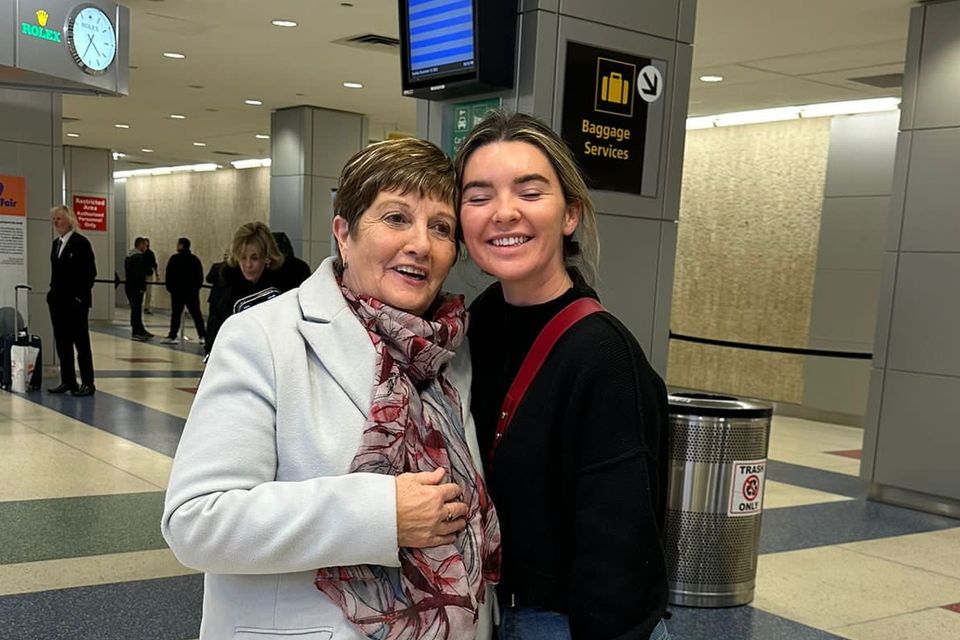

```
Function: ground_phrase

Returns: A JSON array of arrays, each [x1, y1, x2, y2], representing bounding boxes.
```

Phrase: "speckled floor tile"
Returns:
[[668, 604, 845, 639], [752, 546, 960, 629], [0, 548, 196, 596], [93, 376, 197, 419], [764, 480, 853, 509], [767, 416, 863, 476], [839, 527, 960, 580], [832, 606, 960, 639]]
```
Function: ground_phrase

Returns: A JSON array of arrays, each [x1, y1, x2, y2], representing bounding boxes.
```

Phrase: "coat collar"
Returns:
[[296, 257, 374, 415]]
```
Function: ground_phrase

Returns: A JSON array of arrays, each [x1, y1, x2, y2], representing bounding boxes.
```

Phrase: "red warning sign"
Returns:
[[73, 195, 107, 231]]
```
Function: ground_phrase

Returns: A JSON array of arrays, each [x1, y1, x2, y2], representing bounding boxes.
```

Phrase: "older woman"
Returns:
[[163, 138, 500, 639], [454, 111, 671, 640], [203, 221, 284, 354]]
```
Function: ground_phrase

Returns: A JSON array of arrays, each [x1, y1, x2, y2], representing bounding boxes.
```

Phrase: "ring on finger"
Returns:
[[445, 506, 455, 522]]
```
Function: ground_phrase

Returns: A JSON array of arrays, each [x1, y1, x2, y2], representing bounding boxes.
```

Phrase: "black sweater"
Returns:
[[468, 276, 669, 640]]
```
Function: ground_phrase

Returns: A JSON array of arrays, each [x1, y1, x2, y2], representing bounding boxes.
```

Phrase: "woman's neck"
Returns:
[[501, 267, 574, 307]]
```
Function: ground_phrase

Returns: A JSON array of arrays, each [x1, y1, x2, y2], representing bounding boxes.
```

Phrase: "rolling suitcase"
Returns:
[[1, 284, 42, 392]]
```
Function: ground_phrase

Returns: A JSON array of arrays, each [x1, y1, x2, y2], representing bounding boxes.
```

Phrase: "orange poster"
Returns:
[[0, 175, 26, 216]]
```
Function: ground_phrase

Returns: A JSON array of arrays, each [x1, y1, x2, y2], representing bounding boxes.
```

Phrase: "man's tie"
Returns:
[[57, 237, 64, 258]]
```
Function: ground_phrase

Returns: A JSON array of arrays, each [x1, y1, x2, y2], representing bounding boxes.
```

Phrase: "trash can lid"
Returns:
[[668, 392, 773, 418]]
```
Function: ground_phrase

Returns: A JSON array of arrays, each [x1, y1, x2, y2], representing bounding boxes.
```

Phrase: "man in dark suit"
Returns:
[[161, 237, 205, 344], [47, 205, 97, 397], [124, 237, 152, 340]]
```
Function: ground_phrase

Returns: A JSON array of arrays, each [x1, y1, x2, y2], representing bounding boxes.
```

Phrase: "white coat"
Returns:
[[162, 257, 491, 640]]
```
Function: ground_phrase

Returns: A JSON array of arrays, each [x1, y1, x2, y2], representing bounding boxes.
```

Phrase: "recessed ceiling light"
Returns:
[[343, 82, 363, 89], [66, 132, 80, 138], [170, 114, 186, 119], [163, 52, 185, 59], [699, 75, 724, 83], [255, 134, 271, 139], [141, 148, 154, 153], [271, 19, 297, 27], [112, 152, 126, 159], [115, 123, 130, 129], [244, 99, 263, 106], [188, 84, 204, 89], [193, 141, 207, 147]]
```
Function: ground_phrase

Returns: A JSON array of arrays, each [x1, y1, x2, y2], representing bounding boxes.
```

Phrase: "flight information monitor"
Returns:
[[406, 0, 476, 82]]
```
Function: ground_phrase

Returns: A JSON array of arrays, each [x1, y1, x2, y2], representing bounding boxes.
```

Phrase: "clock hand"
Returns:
[[87, 32, 102, 57]]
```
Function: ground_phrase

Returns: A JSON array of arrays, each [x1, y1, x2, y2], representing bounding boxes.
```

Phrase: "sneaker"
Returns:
[[160, 336, 179, 344], [132, 331, 154, 341]]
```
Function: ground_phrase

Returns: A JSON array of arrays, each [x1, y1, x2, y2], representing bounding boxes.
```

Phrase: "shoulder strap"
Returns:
[[488, 297, 605, 467]]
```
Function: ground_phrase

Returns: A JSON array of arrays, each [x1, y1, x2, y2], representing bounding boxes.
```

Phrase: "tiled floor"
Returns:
[[0, 316, 958, 639]]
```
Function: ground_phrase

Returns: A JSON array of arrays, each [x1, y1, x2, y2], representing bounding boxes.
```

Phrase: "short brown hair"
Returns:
[[228, 221, 284, 270], [334, 137, 457, 237], [453, 109, 599, 284]]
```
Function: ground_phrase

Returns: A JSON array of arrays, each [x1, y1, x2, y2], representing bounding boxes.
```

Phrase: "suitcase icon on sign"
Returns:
[[601, 72, 630, 105]]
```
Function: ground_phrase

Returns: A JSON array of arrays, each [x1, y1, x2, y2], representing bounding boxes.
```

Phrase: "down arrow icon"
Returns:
[[638, 65, 663, 103]]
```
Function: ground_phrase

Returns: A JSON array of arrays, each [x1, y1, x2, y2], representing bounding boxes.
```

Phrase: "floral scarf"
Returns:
[[315, 285, 501, 639]]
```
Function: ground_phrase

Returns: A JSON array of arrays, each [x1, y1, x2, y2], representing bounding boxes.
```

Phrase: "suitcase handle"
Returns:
[[14, 284, 31, 336]]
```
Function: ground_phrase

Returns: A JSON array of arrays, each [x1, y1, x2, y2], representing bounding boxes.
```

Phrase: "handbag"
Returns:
[[487, 297, 605, 467]]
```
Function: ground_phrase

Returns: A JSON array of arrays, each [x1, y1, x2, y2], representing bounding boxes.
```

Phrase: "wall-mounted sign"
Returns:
[[0, 176, 27, 216], [21, 8, 62, 43], [448, 97, 500, 155], [561, 42, 667, 196], [73, 195, 107, 231]]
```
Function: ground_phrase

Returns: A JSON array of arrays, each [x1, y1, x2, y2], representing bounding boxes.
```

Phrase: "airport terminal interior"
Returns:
[[2, 0, 960, 638]]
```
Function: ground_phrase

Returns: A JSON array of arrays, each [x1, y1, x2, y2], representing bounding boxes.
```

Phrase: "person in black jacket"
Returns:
[[272, 231, 313, 292], [47, 206, 98, 397], [142, 237, 158, 314], [204, 222, 284, 355], [124, 237, 152, 340], [161, 237, 206, 344], [454, 111, 672, 640]]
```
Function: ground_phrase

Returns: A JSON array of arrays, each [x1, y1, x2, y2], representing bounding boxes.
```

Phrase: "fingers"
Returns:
[[413, 467, 446, 485], [438, 482, 462, 502]]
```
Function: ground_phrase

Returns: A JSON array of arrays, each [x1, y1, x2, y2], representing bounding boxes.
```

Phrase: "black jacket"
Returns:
[[165, 249, 204, 296], [48, 233, 97, 308], [204, 266, 280, 354], [469, 277, 669, 640], [124, 250, 148, 291]]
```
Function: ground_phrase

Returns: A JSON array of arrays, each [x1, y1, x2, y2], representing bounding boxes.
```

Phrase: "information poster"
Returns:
[[561, 42, 666, 195], [0, 175, 28, 336]]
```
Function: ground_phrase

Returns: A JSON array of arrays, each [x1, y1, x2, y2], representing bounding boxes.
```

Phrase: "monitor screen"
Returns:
[[405, 0, 476, 82]]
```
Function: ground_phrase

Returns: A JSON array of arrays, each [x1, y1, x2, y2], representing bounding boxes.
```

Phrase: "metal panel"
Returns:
[[522, 0, 559, 11], [860, 366, 884, 481], [560, 0, 678, 40], [885, 131, 912, 252], [807, 269, 881, 347], [593, 213, 662, 355], [0, 86, 55, 145], [310, 109, 366, 179], [913, 0, 960, 129], [269, 174, 307, 244], [871, 251, 898, 370], [900, 128, 960, 252], [650, 219, 677, 376], [66, 146, 109, 195], [554, 16, 677, 220], [270, 108, 308, 177], [801, 357, 870, 417], [515, 8, 558, 119], [309, 176, 338, 245], [897, 5, 924, 131], [816, 197, 888, 272], [0, 0, 14, 66], [824, 112, 898, 198], [887, 252, 960, 377], [677, 0, 697, 44], [663, 43, 691, 222], [875, 369, 960, 501]]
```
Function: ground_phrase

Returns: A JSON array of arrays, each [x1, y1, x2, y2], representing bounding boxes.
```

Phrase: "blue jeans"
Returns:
[[497, 608, 670, 640]]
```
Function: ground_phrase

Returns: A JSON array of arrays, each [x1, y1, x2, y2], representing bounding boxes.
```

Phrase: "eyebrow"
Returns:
[[461, 174, 551, 191]]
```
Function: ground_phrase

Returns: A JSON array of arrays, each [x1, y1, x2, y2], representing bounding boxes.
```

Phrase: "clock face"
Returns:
[[67, 6, 117, 74]]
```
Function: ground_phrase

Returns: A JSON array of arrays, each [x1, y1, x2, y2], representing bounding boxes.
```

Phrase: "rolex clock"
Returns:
[[66, 5, 118, 74]]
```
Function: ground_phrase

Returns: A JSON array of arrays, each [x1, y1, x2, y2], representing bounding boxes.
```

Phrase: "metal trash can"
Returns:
[[664, 392, 773, 607]]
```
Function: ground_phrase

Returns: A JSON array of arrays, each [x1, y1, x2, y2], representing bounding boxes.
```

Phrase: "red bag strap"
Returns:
[[487, 297, 605, 467]]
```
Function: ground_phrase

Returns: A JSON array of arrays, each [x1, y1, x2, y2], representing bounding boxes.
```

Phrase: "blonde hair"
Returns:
[[228, 221, 284, 270], [453, 109, 599, 284], [50, 205, 77, 230]]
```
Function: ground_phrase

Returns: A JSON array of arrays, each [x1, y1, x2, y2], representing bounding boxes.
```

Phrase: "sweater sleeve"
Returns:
[[161, 311, 400, 575], [567, 325, 668, 639]]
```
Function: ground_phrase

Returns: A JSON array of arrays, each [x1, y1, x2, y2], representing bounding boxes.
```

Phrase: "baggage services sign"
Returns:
[[73, 195, 107, 231], [561, 42, 666, 196]]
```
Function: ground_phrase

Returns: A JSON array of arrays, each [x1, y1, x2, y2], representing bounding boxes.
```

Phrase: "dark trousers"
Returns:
[[169, 292, 206, 339], [48, 298, 94, 387], [125, 286, 146, 334]]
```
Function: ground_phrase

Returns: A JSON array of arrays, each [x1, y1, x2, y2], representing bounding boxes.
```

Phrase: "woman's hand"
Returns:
[[396, 468, 468, 548]]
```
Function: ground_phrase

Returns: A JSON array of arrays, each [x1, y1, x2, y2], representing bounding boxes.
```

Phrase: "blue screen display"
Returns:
[[406, 0, 475, 79]]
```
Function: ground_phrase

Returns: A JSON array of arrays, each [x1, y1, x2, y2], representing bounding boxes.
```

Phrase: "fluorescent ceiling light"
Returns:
[[170, 114, 186, 119], [343, 82, 363, 89], [272, 19, 297, 27], [112, 152, 126, 159], [255, 134, 271, 140], [231, 158, 272, 169], [193, 141, 207, 147], [799, 97, 902, 118], [244, 99, 263, 106], [113, 163, 219, 179], [114, 123, 130, 129], [163, 52, 185, 59], [141, 148, 154, 153], [685, 117, 716, 130], [699, 75, 724, 83], [66, 132, 80, 138]]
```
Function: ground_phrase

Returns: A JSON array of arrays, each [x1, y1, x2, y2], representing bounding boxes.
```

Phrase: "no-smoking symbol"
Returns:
[[742, 474, 760, 501]]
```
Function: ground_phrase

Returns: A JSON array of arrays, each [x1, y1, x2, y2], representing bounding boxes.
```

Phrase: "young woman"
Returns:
[[455, 110, 671, 640]]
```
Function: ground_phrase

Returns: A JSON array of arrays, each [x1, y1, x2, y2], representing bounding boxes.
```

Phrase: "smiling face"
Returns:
[[333, 188, 457, 316], [459, 141, 580, 305]]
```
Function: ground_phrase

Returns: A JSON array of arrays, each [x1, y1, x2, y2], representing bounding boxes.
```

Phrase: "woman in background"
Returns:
[[455, 110, 671, 640]]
